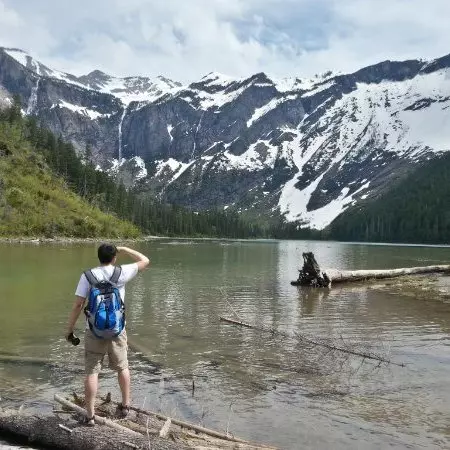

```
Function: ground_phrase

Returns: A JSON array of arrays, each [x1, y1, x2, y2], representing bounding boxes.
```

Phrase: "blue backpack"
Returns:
[[83, 266, 125, 339]]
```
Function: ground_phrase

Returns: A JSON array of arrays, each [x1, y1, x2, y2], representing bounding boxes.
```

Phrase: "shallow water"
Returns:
[[0, 239, 449, 449]]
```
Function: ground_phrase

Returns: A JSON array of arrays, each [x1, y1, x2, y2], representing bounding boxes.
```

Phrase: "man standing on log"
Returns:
[[66, 244, 150, 426]]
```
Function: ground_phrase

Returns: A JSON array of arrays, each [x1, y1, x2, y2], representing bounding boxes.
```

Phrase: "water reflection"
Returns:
[[0, 240, 450, 449]]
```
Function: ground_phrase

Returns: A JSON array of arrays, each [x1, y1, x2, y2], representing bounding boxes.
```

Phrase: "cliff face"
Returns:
[[1, 46, 450, 228]]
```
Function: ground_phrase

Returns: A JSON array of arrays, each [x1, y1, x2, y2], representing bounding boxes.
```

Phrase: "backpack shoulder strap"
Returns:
[[110, 266, 122, 285], [84, 269, 100, 287]]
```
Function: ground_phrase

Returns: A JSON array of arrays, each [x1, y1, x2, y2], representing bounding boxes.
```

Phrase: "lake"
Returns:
[[0, 239, 449, 449]]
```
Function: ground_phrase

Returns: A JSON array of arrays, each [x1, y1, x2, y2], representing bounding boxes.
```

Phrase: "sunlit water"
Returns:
[[1, 240, 450, 449]]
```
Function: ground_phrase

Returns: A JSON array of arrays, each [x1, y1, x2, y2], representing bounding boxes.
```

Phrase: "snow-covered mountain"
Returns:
[[2, 48, 182, 104], [1, 46, 450, 229]]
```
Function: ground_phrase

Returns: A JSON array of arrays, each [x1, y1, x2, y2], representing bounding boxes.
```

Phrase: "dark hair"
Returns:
[[97, 243, 117, 264]]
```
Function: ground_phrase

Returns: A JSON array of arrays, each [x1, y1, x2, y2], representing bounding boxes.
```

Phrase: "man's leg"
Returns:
[[85, 373, 98, 418], [109, 330, 130, 414], [118, 368, 130, 407], [84, 330, 106, 421]]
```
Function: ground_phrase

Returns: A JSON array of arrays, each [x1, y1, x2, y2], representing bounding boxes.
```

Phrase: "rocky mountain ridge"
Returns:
[[1, 46, 449, 229]]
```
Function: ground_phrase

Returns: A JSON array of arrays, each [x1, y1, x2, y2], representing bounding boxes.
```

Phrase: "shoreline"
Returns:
[[0, 236, 277, 245], [0, 236, 170, 244], [0, 236, 449, 248]]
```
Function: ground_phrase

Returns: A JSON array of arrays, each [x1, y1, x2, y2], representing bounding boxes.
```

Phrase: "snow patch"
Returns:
[[279, 173, 371, 229], [200, 72, 237, 88], [224, 138, 238, 149], [98, 76, 182, 105], [193, 84, 247, 109], [54, 100, 110, 120], [131, 156, 147, 180], [167, 124, 174, 142], [274, 77, 315, 92], [154, 158, 195, 184], [108, 157, 147, 180], [247, 94, 298, 127], [278, 130, 355, 228], [302, 80, 336, 98], [3, 48, 28, 67], [223, 141, 278, 171]]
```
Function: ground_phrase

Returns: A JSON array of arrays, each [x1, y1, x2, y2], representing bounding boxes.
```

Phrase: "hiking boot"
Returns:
[[117, 403, 130, 418], [83, 415, 95, 427]]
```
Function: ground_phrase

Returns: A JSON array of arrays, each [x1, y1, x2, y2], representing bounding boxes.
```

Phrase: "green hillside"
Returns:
[[0, 102, 268, 239], [328, 152, 450, 244], [0, 110, 139, 238]]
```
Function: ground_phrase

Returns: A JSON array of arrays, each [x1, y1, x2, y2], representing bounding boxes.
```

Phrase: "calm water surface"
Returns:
[[0, 240, 450, 449]]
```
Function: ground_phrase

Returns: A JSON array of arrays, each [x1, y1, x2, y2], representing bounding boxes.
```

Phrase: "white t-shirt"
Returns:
[[75, 263, 138, 302]]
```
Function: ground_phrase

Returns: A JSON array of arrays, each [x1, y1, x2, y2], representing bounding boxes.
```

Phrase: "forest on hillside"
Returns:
[[328, 153, 450, 244]]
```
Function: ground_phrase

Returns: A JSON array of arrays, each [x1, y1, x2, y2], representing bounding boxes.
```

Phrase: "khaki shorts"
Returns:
[[84, 329, 128, 375]]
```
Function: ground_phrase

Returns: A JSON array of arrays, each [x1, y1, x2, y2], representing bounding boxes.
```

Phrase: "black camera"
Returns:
[[67, 332, 80, 346]]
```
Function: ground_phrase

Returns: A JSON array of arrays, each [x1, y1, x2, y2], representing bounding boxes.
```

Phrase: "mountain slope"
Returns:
[[328, 151, 450, 243], [0, 109, 139, 238], [1, 46, 450, 230]]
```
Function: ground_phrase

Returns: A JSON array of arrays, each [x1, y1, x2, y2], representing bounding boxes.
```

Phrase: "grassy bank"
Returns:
[[0, 121, 140, 239]]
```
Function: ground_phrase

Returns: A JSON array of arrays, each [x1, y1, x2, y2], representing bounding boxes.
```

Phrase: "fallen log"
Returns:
[[0, 407, 183, 450], [60, 392, 276, 449], [218, 317, 253, 329], [54, 394, 140, 436], [291, 252, 450, 287], [324, 265, 450, 284], [105, 397, 276, 448]]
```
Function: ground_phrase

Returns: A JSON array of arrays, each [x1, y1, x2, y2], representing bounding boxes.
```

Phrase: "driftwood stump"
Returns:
[[292, 252, 330, 287]]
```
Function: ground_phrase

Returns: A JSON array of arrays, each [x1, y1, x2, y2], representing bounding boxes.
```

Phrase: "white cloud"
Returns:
[[0, 0, 449, 82], [0, 1, 55, 52]]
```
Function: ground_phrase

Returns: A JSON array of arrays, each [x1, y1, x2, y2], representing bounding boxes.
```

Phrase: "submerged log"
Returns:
[[291, 252, 450, 287], [127, 338, 163, 371], [0, 354, 55, 366], [220, 316, 404, 367]]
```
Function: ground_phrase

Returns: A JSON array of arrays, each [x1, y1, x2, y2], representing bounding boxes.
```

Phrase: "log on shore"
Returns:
[[0, 408, 185, 450], [291, 251, 450, 286], [324, 265, 450, 284]]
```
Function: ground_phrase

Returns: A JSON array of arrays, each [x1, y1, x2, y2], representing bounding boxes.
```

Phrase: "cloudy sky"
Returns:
[[0, 0, 449, 82]]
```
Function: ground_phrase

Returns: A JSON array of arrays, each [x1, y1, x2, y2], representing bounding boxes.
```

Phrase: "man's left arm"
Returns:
[[66, 296, 86, 339]]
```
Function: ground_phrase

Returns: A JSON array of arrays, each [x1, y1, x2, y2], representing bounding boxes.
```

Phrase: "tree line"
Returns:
[[328, 153, 450, 244]]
